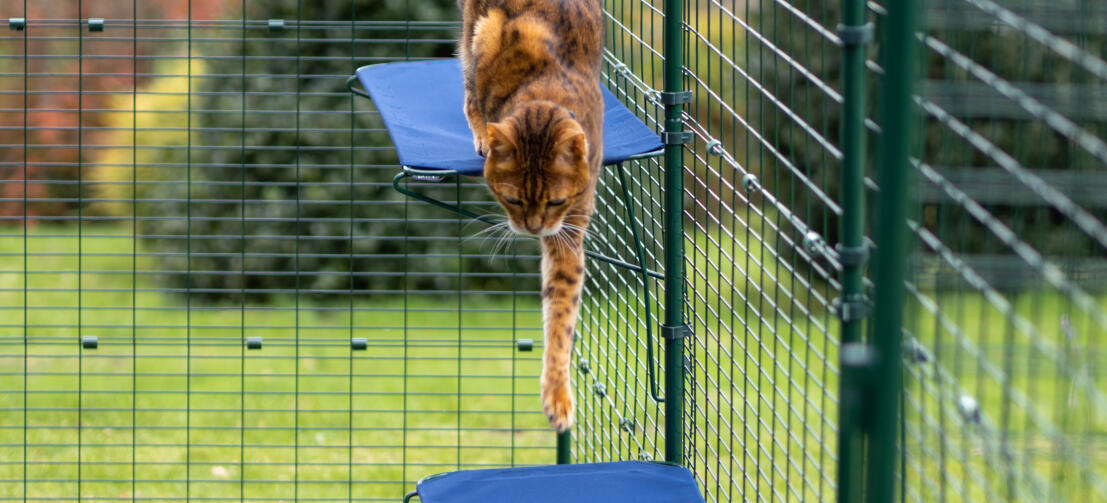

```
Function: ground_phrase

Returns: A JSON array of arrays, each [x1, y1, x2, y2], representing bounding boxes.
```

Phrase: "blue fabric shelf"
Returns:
[[410, 461, 706, 503], [354, 59, 663, 175]]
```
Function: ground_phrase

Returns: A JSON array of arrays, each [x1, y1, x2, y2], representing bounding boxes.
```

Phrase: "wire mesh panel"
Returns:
[[902, 1, 1106, 501], [0, 2, 556, 501]]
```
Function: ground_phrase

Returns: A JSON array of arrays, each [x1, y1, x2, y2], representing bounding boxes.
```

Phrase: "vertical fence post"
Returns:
[[867, 0, 920, 500], [661, 0, 688, 466], [835, 0, 872, 500]]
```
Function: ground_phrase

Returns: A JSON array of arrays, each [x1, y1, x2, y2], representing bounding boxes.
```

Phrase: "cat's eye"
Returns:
[[547, 199, 566, 207], [505, 197, 523, 206]]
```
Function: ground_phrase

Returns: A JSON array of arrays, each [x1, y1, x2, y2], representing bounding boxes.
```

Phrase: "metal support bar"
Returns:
[[866, 0, 921, 501], [391, 169, 666, 280], [837, 1, 871, 501], [616, 163, 664, 404], [661, 0, 687, 467]]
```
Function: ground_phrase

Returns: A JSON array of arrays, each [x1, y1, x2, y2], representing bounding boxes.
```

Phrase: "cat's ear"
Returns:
[[487, 121, 518, 159], [554, 121, 588, 167]]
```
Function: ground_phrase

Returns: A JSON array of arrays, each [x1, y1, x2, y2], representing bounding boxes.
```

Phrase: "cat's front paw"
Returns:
[[542, 383, 575, 432]]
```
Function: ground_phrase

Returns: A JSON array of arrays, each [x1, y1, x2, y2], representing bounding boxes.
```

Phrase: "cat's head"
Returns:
[[483, 102, 590, 237]]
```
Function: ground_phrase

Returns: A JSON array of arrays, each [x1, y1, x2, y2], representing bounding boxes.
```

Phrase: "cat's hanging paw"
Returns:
[[542, 383, 575, 432]]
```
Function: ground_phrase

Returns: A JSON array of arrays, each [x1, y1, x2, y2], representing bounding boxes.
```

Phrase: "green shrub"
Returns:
[[139, 1, 532, 301]]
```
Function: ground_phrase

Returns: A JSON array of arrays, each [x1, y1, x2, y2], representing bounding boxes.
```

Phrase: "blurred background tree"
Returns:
[[136, 0, 534, 301]]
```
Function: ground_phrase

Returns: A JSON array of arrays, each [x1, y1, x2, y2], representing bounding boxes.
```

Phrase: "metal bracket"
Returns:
[[661, 324, 692, 340], [835, 242, 871, 268], [9, 18, 25, 31], [246, 336, 263, 350], [661, 130, 693, 145], [268, 19, 285, 33], [837, 23, 874, 47], [833, 294, 873, 322], [659, 90, 693, 105], [88, 18, 104, 32]]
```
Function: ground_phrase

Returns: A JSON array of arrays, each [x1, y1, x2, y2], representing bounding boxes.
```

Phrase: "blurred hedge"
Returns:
[[139, 0, 534, 301]]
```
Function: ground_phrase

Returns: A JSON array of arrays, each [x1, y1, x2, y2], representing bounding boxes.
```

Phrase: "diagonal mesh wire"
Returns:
[[901, 1, 1106, 502]]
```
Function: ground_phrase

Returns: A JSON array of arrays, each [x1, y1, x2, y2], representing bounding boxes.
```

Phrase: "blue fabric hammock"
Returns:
[[412, 461, 706, 503], [354, 59, 663, 176]]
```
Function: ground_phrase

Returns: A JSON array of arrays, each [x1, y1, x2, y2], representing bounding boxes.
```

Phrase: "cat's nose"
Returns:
[[526, 224, 542, 234]]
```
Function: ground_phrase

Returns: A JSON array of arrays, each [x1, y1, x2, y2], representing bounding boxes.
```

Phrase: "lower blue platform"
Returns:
[[354, 59, 663, 175], [411, 460, 706, 503]]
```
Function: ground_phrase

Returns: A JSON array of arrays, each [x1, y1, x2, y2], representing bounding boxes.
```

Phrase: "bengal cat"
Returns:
[[459, 0, 603, 432]]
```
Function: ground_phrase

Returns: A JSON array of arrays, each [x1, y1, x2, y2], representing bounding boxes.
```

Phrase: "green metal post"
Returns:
[[867, 0, 920, 500], [836, 1, 871, 501], [661, 0, 687, 466], [556, 431, 570, 464]]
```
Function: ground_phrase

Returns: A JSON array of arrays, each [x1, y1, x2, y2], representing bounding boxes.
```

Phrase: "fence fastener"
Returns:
[[803, 231, 826, 256], [88, 18, 104, 32], [268, 19, 285, 33], [9, 18, 26, 31], [833, 294, 873, 322], [619, 417, 635, 433], [246, 337, 262, 350], [350, 337, 368, 350], [705, 139, 723, 156], [658, 90, 693, 105], [905, 338, 932, 364], [81, 335, 98, 349], [957, 395, 981, 425], [661, 130, 693, 145], [516, 338, 533, 352], [741, 174, 760, 193], [593, 382, 607, 398], [836, 22, 874, 47], [579, 359, 591, 374]]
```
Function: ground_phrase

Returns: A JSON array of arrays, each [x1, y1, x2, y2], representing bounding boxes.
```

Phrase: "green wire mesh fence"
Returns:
[[1, 1, 1105, 502], [902, 1, 1106, 502]]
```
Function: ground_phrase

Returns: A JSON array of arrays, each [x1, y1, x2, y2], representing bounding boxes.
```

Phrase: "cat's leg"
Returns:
[[467, 8, 505, 156], [539, 231, 586, 432], [464, 91, 488, 156]]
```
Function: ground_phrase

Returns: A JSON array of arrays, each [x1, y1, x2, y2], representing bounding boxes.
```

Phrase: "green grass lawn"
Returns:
[[0, 224, 553, 501], [0, 223, 1103, 502]]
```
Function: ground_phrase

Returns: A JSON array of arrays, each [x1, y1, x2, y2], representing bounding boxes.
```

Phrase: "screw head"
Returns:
[[803, 231, 824, 255], [958, 395, 981, 424], [741, 173, 759, 193]]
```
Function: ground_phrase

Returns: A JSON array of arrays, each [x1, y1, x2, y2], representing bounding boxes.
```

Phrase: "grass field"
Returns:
[[0, 224, 552, 501], [1, 223, 1104, 502]]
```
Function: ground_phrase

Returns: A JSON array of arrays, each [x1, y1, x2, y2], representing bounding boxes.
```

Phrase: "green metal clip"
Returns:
[[660, 324, 692, 340], [835, 242, 871, 267], [833, 294, 873, 322], [658, 90, 692, 105], [836, 22, 874, 47], [9, 18, 25, 31], [351, 337, 368, 350], [516, 338, 533, 352], [246, 337, 262, 349], [578, 358, 590, 374], [81, 335, 98, 349], [661, 130, 692, 145], [88, 18, 104, 32], [268, 19, 285, 33]]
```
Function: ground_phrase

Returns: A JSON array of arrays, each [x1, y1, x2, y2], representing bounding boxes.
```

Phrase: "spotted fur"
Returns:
[[459, 0, 603, 432]]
